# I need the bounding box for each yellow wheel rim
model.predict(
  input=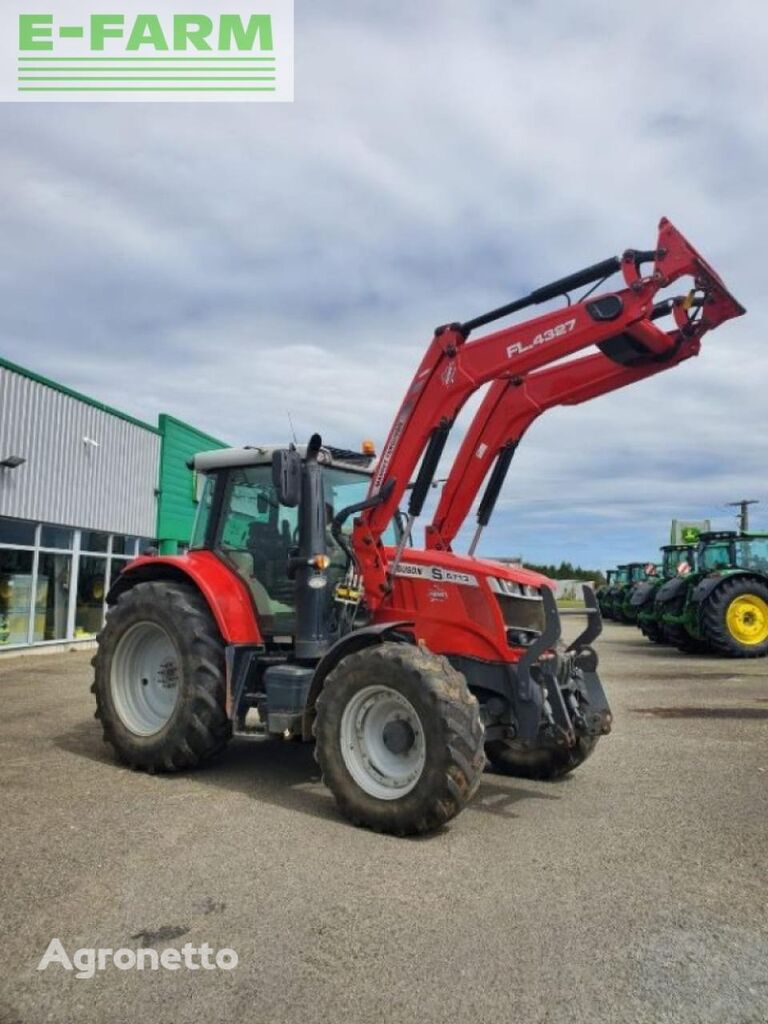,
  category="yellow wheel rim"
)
[726,594,768,646]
